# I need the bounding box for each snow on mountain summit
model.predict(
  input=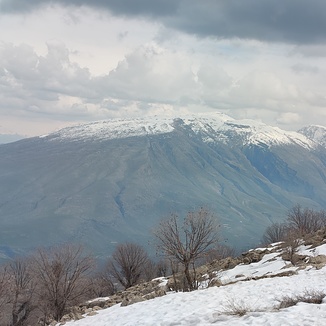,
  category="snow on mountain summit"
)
[216,119,314,149]
[298,125,326,148]
[43,112,231,142]
[45,116,175,141]
[44,112,315,149]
